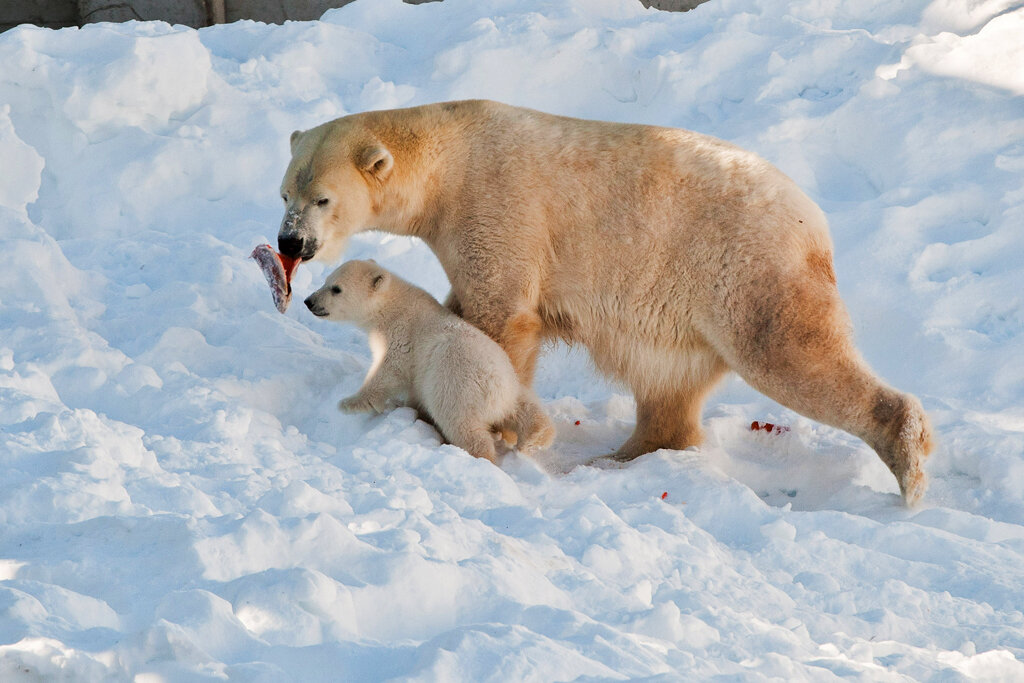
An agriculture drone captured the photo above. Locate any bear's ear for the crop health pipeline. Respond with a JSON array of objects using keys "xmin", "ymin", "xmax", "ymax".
[
  {"xmin": 370, "ymin": 271, "xmax": 387, "ymax": 291},
  {"xmin": 357, "ymin": 144, "xmax": 394, "ymax": 181},
  {"xmin": 290, "ymin": 130, "xmax": 305, "ymax": 154}
]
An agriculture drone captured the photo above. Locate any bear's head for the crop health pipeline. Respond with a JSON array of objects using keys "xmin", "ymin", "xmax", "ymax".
[
  {"xmin": 278, "ymin": 122, "xmax": 393, "ymax": 264},
  {"xmin": 304, "ymin": 259, "xmax": 391, "ymax": 325}
]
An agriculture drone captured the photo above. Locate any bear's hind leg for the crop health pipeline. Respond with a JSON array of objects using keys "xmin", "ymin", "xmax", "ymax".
[
  {"xmin": 709, "ymin": 273, "xmax": 934, "ymax": 505},
  {"xmin": 499, "ymin": 389, "xmax": 556, "ymax": 453},
  {"xmin": 739, "ymin": 350, "xmax": 932, "ymax": 505},
  {"xmin": 443, "ymin": 420, "xmax": 500, "ymax": 464},
  {"xmin": 611, "ymin": 347, "xmax": 729, "ymax": 461}
]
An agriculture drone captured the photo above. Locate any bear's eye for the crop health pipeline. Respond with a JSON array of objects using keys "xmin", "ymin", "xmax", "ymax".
[
  {"xmin": 331, "ymin": 285, "xmax": 341, "ymax": 294},
  {"xmin": 281, "ymin": 194, "xmax": 288, "ymax": 203},
  {"xmin": 316, "ymin": 197, "xmax": 330, "ymax": 207}
]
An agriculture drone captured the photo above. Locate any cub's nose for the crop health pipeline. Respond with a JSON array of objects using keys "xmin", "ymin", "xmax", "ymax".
[
  {"xmin": 304, "ymin": 295, "xmax": 327, "ymax": 317},
  {"xmin": 278, "ymin": 235, "xmax": 305, "ymax": 259}
]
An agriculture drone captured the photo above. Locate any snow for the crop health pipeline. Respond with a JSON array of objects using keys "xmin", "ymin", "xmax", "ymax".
[{"xmin": 1, "ymin": 0, "xmax": 1023, "ymax": 678}]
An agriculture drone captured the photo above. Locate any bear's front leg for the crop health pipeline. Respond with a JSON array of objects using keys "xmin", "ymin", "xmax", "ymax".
[
  {"xmin": 338, "ymin": 392, "xmax": 400, "ymax": 414},
  {"xmin": 498, "ymin": 310, "xmax": 545, "ymax": 385},
  {"xmin": 449, "ymin": 253, "xmax": 545, "ymax": 385},
  {"xmin": 460, "ymin": 297, "xmax": 544, "ymax": 386},
  {"xmin": 338, "ymin": 364, "xmax": 403, "ymax": 414}
]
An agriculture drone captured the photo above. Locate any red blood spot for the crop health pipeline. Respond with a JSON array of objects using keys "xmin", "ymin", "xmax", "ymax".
[
  {"xmin": 574, "ymin": 420, "xmax": 581, "ymax": 426},
  {"xmin": 661, "ymin": 491, "xmax": 668, "ymax": 500},
  {"xmin": 751, "ymin": 421, "xmax": 790, "ymax": 435}
]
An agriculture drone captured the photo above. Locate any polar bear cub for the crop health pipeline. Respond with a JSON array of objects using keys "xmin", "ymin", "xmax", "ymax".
[{"xmin": 305, "ymin": 260, "xmax": 555, "ymax": 462}]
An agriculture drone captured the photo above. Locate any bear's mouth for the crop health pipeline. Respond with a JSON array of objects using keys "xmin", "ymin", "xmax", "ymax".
[
  {"xmin": 280, "ymin": 253, "xmax": 301, "ymax": 279},
  {"xmin": 303, "ymin": 296, "xmax": 329, "ymax": 317}
]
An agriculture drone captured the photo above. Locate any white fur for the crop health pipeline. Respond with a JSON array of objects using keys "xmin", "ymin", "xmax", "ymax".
[{"xmin": 306, "ymin": 260, "xmax": 554, "ymax": 462}]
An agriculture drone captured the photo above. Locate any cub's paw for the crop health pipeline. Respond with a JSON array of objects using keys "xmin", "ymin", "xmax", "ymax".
[
  {"xmin": 339, "ymin": 394, "xmax": 400, "ymax": 414},
  {"xmin": 516, "ymin": 407, "xmax": 556, "ymax": 453},
  {"xmin": 339, "ymin": 395, "xmax": 374, "ymax": 414}
]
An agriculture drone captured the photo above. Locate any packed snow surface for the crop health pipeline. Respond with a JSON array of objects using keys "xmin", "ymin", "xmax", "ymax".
[{"xmin": 2, "ymin": 0, "xmax": 1023, "ymax": 679}]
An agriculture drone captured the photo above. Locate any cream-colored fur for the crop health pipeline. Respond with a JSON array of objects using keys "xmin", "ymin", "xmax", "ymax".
[
  {"xmin": 304, "ymin": 259, "xmax": 555, "ymax": 462},
  {"xmin": 280, "ymin": 100, "xmax": 934, "ymax": 505}
]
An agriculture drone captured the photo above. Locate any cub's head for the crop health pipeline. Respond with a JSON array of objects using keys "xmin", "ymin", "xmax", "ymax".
[
  {"xmin": 304, "ymin": 259, "xmax": 391, "ymax": 324},
  {"xmin": 278, "ymin": 121, "xmax": 393, "ymax": 264}
]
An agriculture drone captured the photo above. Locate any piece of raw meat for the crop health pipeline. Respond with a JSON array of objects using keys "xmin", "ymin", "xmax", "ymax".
[{"xmin": 251, "ymin": 244, "xmax": 300, "ymax": 313}]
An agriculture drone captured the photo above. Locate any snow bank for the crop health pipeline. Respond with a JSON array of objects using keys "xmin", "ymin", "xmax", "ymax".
[{"xmin": 1, "ymin": 0, "xmax": 1023, "ymax": 679}]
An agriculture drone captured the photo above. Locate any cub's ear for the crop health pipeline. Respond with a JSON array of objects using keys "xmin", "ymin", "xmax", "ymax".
[
  {"xmin": 357, "ymin": 143, "xmax": 394, "ymax": 180},
  {"xmin": 290, "ymin": 130, "xmax": 306, "ymax": 154},
  {"xmin": 370, "ymin": 271, "xmax": 387, "ymax": 291}
]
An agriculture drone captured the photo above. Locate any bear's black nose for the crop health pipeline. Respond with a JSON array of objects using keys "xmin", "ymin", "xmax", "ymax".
[
  {"xmin": 304, "ymin": 295, "xmax": 327, "ymax": 317},
  {"xmin": 278, "ymin": 235, "xmax": 305, "ymax": 259}
]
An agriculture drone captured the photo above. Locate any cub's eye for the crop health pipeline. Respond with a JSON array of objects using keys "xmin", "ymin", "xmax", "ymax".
[
  {"xmin": 316, "ymin": 197, "xmax": 330, "ymax": 207},
  {"xmin": 330, "ymin": 286, "xmax": 341, "ymax": 294},
  {"xmin": 281, "ymin": 194, "xmax": 288, "ymax": 203}
]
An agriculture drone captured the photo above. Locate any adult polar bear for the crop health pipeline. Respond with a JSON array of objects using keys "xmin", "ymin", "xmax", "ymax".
[{"xmin": 278, "ymin": 99, "xmax": 933, "ymax": 505}]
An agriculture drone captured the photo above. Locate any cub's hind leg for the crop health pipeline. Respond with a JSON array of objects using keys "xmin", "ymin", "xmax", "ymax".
[
  {"xmin": 440, "ymin": 419, "xmax": 500, "ymax": 464},
  {"xmin": 498, "ymin": 388, "xmax": 555, "ymax": 453}
]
